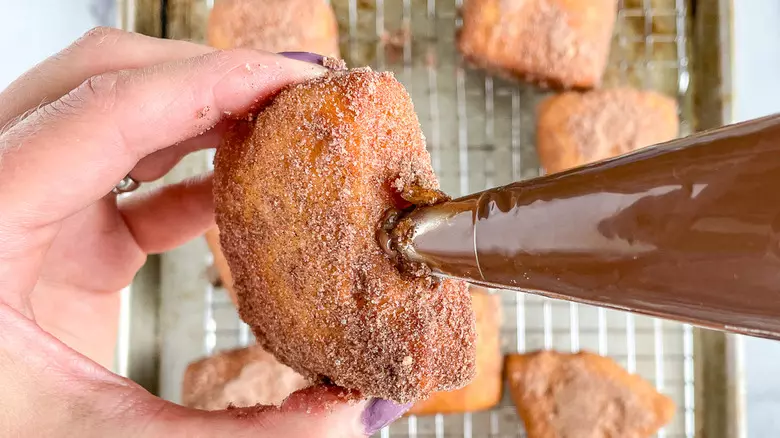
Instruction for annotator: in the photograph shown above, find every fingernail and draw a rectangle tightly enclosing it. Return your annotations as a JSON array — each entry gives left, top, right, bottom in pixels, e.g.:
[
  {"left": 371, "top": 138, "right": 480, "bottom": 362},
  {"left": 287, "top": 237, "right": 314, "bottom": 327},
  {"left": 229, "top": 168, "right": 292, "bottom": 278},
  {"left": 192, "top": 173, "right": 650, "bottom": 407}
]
[
  {"left": 278, "top": 51, "right": 325, "bottom": 66},
  {"left": 361, "top": 399, "right": 412, "bottom": 435}
]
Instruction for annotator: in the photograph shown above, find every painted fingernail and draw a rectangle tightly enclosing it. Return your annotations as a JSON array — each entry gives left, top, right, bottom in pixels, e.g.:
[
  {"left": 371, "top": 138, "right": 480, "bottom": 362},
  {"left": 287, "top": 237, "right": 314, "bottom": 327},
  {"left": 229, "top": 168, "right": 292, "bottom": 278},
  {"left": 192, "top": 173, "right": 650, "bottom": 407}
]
[
  {"left": 361, "top": 399, "right": 412, "bottom": 435},
  {"left": 278, "top": 51, "right": 325, "bottom": 66}
]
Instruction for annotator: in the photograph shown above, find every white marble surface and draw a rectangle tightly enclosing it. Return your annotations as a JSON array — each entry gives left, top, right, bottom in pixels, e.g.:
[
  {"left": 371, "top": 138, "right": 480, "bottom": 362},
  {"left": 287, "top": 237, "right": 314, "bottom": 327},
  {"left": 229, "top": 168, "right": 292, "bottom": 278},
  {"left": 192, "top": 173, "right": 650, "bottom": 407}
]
[
  {"left": 0, "top": 0, "right": 115, "bottom": 90},
  {"left": 733, "top": 2, "right": 780, "bottom": 437}
]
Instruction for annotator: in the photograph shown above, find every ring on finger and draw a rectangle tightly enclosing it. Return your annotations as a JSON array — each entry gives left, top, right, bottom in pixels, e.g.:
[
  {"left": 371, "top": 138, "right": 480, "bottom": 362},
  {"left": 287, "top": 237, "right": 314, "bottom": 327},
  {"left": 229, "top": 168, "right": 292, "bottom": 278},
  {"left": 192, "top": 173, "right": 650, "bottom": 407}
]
[{"left": 112, "top": 175, "right": 141, "bottom": 195}]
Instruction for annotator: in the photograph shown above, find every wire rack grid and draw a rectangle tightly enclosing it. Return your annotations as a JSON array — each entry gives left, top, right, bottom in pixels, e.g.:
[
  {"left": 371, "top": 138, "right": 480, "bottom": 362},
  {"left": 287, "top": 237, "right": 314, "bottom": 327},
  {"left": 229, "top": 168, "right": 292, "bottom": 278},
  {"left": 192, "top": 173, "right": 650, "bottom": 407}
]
[{"left": 193, "top": 1, "right": 697, "bottom": 437}]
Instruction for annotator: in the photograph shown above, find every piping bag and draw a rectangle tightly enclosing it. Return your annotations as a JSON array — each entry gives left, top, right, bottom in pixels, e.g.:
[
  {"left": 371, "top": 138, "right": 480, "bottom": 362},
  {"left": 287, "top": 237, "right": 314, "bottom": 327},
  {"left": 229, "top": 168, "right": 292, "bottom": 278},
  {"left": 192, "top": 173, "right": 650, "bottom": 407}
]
[{"left": 383, "top": 114, "right": 780, "bottom": 340}]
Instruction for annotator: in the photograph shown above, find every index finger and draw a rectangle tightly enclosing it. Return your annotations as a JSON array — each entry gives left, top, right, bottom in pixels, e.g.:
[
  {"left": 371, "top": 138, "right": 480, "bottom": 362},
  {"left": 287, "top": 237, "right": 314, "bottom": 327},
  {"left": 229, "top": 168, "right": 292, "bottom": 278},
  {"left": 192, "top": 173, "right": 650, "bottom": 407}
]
[{"left": 0, "top": 49, "right": 327, "bottom": 231}]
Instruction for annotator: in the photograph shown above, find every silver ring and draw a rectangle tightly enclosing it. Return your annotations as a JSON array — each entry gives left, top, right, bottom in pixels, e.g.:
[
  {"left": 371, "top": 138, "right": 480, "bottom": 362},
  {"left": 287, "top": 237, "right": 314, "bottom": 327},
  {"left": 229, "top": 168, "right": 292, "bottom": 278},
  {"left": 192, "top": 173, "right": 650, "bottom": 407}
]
[{"left": 113, "top": 175, "right": 141, "bottom": 195}]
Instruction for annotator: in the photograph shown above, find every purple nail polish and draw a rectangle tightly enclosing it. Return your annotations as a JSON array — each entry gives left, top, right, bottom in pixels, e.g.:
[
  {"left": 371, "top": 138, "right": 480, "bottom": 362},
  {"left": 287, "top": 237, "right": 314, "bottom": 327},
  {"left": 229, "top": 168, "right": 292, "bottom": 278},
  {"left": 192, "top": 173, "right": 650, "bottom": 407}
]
[
  {"left": 278, "top": 51, "right": 325, "bottom": 66},
  {"left": 362, "top": 399, "right": 412, "bottom": 435}
]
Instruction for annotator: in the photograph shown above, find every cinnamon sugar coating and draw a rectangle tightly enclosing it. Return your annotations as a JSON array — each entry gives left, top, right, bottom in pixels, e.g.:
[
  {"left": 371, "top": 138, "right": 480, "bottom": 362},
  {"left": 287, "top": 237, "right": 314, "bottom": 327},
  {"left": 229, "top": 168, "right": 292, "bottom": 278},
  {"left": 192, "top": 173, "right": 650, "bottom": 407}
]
[
  {"left": 207, "top": 0, "right": 340, "bottom": 57},
  {"left": 537, "top": 88, "right": 679, "bottom": 173},
  {"left": 458, "top": 0, "right": 617, "bottom": 89},
  {"left": 408, "top": 287, "right": 502, "bottom": 415},
  {"left": 506, "top": 351, "right": 675, "bottom": 438},
  {"left": 213, "top": 68, "right": 476, "bottom": 403}
]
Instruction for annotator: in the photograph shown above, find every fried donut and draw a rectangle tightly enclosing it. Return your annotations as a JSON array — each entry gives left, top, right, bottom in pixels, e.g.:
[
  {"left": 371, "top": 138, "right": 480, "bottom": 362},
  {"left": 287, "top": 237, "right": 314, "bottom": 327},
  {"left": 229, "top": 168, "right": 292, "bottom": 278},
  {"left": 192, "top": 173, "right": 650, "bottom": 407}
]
[
  {"left": 458, "top": 0, "right": 617, "bottom": 89},
  {"left": 204, "top": 226, "right": 237, "bottom": 305},
  {"left": 506, "top": 351, "right": 675, "bottom": 438},
  {"left": 207, "top": 0, "right": 340, "bottom": 57},
  {"left": 537, "top": 88, "right": 679, "bottom": 173},
  {"left": 213, "top": 67, "right": 476, "bottom": 403},
  {"left": 182, "top": 345, "right": 310, "bottom": 410},
  {"left": 407, "top": 287, "right": 502, "bottom": 415}
]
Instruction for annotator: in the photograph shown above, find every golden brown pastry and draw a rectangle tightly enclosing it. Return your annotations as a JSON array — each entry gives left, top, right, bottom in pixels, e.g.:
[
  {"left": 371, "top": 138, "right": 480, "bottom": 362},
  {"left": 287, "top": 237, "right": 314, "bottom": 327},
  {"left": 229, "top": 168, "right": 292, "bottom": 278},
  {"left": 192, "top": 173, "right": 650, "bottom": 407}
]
[
  {"left": 207, "top": 0, "right": 340, "bottom": 57},
  {"left": 213, "top": 67, "right": 476, "bottom": 403},
  {"left": 408, "top": 287, "right": 502, "bottom": 415},
  {"left": 537, "top": 88, "right": 679, "bottom": 173},
  {"left": 458, "top": 0, "right": 617, "bottom": 89},
  {"left": 506, "top": 351, "right": 675, "bottom": 438},
  {"left": 204, "top": 226, "right": 237, "bottom": 306},
  {"left": 182, "top": 345, "right": 310, "bottom": 410}
]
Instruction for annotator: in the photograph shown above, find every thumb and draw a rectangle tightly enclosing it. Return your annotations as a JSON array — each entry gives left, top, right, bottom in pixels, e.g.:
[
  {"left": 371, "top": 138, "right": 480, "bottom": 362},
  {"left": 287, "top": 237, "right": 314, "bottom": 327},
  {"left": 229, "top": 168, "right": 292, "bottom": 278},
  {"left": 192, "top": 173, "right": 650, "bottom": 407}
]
[
  {"left": 140, "top": 386, "right": 410, "bottom": 438},
  {"left": 0, "top": 304, "right": 410, "bottom": 438}
]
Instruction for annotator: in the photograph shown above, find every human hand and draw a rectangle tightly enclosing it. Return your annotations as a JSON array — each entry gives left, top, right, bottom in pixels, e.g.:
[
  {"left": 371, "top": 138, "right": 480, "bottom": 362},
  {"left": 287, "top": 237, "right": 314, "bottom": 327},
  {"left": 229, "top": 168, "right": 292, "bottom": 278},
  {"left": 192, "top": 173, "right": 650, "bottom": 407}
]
[{"left": 0, "top": 27, "right": 408, "bottom": 437}]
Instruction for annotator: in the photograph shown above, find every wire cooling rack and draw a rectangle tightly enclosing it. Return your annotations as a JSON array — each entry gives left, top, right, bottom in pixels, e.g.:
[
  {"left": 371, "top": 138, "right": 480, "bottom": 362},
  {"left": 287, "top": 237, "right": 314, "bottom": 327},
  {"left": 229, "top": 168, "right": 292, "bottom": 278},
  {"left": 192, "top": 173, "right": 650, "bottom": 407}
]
[{"left": 157, "top": 1, "right": 698, "bottom": 437}]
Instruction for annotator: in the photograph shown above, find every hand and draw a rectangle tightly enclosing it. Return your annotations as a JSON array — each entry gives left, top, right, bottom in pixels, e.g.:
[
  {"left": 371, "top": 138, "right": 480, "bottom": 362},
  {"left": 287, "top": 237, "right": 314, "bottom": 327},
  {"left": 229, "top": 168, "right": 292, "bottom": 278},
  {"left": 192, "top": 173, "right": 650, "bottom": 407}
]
[{"left": 0, "top": 27, "right": 407, "bottom": 437}]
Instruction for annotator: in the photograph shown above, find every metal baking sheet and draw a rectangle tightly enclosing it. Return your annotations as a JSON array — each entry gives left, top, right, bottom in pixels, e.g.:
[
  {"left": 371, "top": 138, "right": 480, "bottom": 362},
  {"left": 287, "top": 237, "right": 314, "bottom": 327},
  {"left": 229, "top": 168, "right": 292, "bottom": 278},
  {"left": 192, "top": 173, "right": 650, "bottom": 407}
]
[{"left": 120, "top": 0, "right": 738, "bottom": 437}]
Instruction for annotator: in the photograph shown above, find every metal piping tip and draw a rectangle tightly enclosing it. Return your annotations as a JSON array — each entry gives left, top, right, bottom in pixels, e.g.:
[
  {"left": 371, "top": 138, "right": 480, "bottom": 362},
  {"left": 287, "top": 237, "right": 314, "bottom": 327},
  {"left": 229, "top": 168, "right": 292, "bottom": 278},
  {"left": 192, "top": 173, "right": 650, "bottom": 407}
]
[
  {"left": 379, "top": 197, "right": 482, "bottom": 281},
  {"left": 392, "top": 205, "right": 459, "bottom": 264},
  {"left": 376, "top": 208, "right": 403, "bottom": 259}
]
